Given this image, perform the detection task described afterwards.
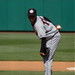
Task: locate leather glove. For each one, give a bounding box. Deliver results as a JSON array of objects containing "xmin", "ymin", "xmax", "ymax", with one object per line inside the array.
[
  {"xmin": 40, "ymin": 48, "xmax": 50, "ymax": 57},
  {"xmin": 40, "ymin": 52, "xmax": 46, "ymax": 57}
]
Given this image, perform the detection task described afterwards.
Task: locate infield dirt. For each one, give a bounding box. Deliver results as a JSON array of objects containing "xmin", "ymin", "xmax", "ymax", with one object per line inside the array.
[{"xmin": 0, "ymin": 61, "xmax": 75, "ymax": 71}]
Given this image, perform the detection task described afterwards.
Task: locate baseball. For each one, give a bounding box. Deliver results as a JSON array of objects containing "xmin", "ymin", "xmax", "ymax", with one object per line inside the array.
[{"xmin": 56, "ymin": 25, "xmax": 62, "ymax": 30}]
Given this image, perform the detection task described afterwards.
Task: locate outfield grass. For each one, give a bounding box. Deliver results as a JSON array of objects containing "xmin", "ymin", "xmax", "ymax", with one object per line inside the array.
[
  {"xmin": 0, "ymin": 71, "xmax": 74, "ymax": 75},
  {"xmin": 0, "ymin": 32, "xmax": 74, "ymax": 61}
]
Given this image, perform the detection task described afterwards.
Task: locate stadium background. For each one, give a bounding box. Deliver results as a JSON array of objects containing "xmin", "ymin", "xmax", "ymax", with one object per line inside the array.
[
  {"xmin": 0, "ymin": 0, "xmax": 74, "ymax": 31},
  {"xmin": 0, "ymin": 0, "xmax": 74, "ymax": 75}
]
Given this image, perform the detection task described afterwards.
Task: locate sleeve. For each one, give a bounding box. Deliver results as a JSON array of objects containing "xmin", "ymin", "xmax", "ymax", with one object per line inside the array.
[
  {"xmin": 43, "ymin": 16, "xmax": 55, "ymax": 25},
  {"xmin": 40, "ymin": 38, "xmax": 46, "ymax": 53}
]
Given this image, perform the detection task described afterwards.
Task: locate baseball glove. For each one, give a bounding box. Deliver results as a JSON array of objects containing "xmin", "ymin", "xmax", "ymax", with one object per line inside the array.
[{"xmin": 40, "ymin": 48, "xmax": 50, "ymax": 57}]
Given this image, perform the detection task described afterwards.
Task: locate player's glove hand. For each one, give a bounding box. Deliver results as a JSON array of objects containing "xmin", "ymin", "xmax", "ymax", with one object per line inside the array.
[
  {"xmin": 40, "ymin": 48, "xmax": 50, "ymax": 57},
  {"xmin": 40, "ymin": 52, "xmax": 46, "ymax": 57}
]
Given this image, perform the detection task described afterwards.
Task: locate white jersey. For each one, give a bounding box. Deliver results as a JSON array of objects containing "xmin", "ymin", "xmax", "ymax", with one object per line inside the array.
[{"xmin": 34, "ymin": 16, "xmax": 59, "ymax": 39}]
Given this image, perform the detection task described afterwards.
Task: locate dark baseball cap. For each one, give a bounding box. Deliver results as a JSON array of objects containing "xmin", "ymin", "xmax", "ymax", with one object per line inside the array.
[{"xmin": 28, "ymin": 8, "xmax": 37, "ymax": 17}]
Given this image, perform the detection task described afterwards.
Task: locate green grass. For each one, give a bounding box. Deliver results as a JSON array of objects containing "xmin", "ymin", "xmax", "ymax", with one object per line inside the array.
[
  {"xmin": 0, "ymin": 32, "xmax": 74, "ymax": 61},
  {"xmin": 0, "ymin": 71, "xmax": 74, "ymax": 75},
  {"xmin": 54, "ymin": 33, "xmax": 75, "ymax": 61}
]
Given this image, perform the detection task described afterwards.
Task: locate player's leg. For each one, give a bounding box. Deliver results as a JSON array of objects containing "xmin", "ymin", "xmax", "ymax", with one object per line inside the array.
[
  {"xmin": 48, "ymin": 35, "xmax": 61, "ymax": 61},
  {"xmin": 43, "ymin": 57, "xmax": 53, "ymax": 75},
  {"xmin": 43, "ymin": 35, "xmax": 60, "ymax": 75}
]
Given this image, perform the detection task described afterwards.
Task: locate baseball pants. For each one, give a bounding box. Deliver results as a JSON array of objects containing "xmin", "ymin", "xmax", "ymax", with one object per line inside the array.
[{"xmin": 43, "ymin": 33, "xmax": 61, "ymax": 75}]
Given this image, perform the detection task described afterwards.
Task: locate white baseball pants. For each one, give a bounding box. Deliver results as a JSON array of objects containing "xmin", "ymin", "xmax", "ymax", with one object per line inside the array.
[{"xmin": 43, "ymin": 32, "xmax": 61, "ymax": 75}]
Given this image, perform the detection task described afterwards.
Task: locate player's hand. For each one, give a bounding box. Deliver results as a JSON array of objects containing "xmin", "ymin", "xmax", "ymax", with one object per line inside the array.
[
  {"xmin": 40, "ymin": 52, "xmax": 46, "ymax": 57},
  {"xmin": 55, "ymin": 25, "xmax": 62, "ymax": 30}
]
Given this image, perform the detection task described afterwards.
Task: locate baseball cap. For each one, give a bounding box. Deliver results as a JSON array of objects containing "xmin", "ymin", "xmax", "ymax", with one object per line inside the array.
[{"xmin": 28, "ymin": 8, "xmax": 37, "ymax": 17}]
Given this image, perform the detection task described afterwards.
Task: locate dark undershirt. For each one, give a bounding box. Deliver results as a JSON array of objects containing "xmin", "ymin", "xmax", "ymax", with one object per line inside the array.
[{"xmin": 40, "ymin": 37, "xmax": 46, "ymax": 53}]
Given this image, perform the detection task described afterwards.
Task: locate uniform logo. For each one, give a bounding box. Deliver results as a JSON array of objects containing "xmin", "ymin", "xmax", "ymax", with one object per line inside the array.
[{"xmin": 29, "ymin": 10, "xmax": 34, "ymax": 14}]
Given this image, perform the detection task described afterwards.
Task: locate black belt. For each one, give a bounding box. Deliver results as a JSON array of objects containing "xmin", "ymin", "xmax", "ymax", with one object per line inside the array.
[
  {"xmin": 52, "ymin": 31, "xmax": 59, "ymax": 38},
  {"xmin": 46, "ymin": 31, "xmax": 59, "ymax": 40}
]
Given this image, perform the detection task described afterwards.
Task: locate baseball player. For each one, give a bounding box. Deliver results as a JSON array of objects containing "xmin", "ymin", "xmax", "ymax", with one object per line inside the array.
[{"xmin": 27, "ymin": 8, "xmax": 61, "ymax": 75}]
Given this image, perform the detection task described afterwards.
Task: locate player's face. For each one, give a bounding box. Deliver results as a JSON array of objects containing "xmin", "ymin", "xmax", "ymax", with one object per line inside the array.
[{"xmin": 28, "ymin": 16, "xmax": 36, "ymax": 24}]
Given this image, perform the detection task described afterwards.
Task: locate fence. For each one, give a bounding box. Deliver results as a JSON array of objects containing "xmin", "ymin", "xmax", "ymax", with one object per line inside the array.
[{"xmin": 0, "ymin": 0, "xmax": 74, "ymax": 31}]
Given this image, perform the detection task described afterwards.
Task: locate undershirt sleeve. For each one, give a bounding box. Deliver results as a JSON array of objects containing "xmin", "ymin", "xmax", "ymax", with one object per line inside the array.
[{"xmin": 40, "ymin": 37, "xmax": 46, "ymax": 53}]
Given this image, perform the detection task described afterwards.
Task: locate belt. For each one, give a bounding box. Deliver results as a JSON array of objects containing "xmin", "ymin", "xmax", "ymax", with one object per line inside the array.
[{"xmin": 46, "ymin": 31, "xmax": 59, "ymax": 40}]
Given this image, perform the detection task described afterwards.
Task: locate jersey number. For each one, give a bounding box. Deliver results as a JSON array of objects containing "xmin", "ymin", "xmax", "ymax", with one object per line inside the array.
[{"xmin": 40, "ymin": 17, "xmax": 49, "ymax": 25}]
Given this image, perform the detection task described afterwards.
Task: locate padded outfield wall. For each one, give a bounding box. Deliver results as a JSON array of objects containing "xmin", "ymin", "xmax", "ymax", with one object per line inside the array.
[{"xmin": 0, "ymin": 0, "xmax": 74, "ymax": 31}]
